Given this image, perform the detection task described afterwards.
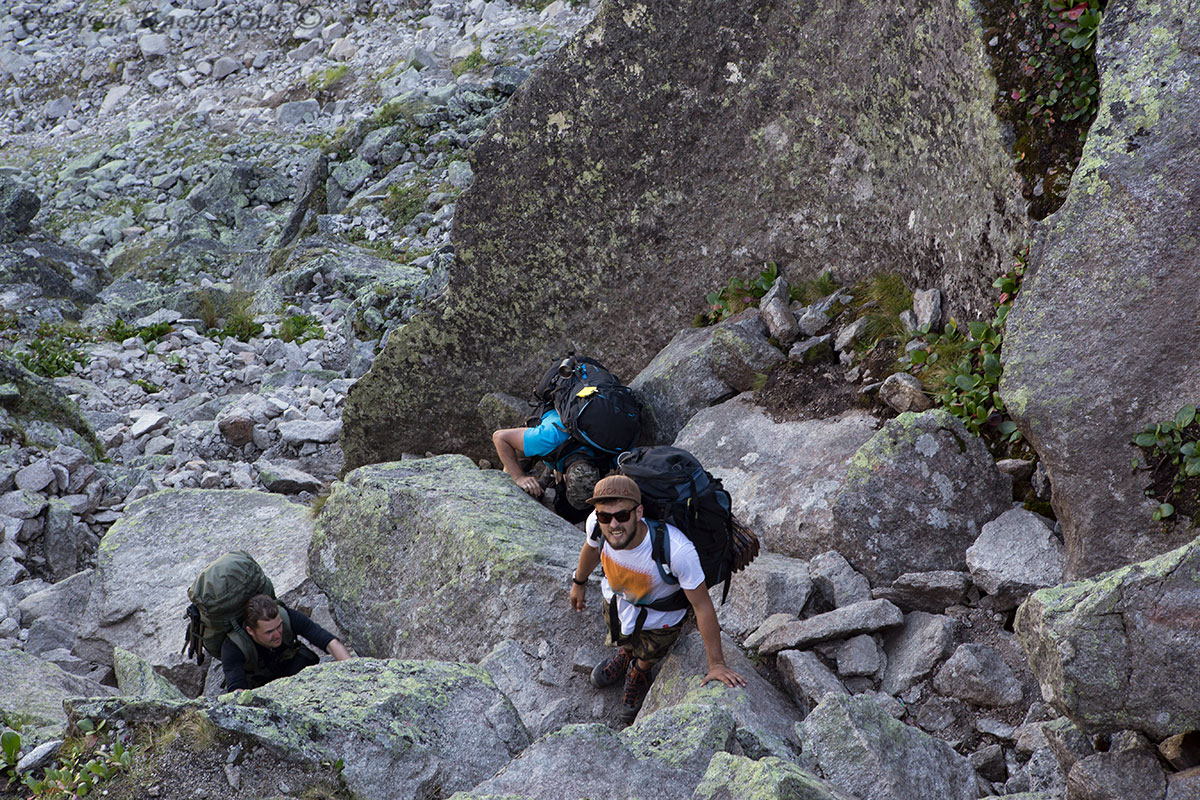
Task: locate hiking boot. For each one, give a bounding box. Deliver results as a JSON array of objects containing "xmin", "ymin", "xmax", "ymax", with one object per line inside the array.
[
  {"xmin": 590, "ymin": 648, "xmax": 632, "ymax": 689},
  {"xmin": 619, "ymin": 661, "xmax": 653, "ymax": 723},
  {"xmin": 564, "ymin": 460, "xmax": 600, "ymax": 510}
]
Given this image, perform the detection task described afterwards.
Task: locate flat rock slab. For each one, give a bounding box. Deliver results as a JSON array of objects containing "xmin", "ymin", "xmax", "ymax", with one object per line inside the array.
[
  {"xmin": 828, "ymin": 409, "xmax": 1011, "ymax": 585},
  {"xmin": 966, "ymin": 508, "xmax": 1064, "ymax": 609},
  {"xmin": 798, "ymin": 693, "xmax": 977, "ymax": 800},
  {"xmin": 78, "ymin": 488, "xmax": 313, "ymax": 690},
  {"xmin": 999, "ymin": 0, "xmax": 1200, "ymax": 579},
  {"xmin": 675, "ymin": 396, "xmax": 878, "ymax": 557},
  {"xmin": 1016, "ymin": 535, "xmax": 1200, "ymax": 739},
  {"xmin": 759, "ymin": 599, "xmax": 903, "ymax": 656},
  {"xmin": 713, "ymin": 552, "xmax": 813, "ymax": 641}
]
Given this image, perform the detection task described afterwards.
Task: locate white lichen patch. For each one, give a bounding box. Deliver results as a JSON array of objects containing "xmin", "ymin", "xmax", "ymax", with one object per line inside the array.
[{"xmin": 915, "ymin": 432, "xmax": 940, "ymax": 457}]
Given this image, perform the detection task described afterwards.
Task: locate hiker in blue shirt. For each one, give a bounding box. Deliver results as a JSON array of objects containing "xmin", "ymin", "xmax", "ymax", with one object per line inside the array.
[{"xmin": 493, "ymin": 409, "xmax": 603, "ymax": 521}]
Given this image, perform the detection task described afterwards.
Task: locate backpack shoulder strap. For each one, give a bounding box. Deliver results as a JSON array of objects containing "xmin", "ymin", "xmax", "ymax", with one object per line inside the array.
[
  {"xmin": 227, "ymin": 628, "xmax": 259, "ymax": 675},
  {"xmin": 648, "ymin": 519, "xmax": 676, "ymax": 585}
]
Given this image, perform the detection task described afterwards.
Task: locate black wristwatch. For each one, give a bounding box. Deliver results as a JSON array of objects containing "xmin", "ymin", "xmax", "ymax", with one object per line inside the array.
[{"xmin": 571, "ymin": 569, "xmax": 588, "ymax": 586}]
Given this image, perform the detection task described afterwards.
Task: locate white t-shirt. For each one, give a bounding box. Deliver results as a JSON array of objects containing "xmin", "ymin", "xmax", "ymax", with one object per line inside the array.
[{"xmin": 585, "ymin": 512, "xmax": 704, "ymax": 635}]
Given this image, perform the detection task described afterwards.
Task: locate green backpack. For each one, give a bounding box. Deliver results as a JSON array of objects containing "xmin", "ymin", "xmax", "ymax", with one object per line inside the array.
[{"xmin": 182, "ymin": 551, "xmax": 275, "ymax": 666}]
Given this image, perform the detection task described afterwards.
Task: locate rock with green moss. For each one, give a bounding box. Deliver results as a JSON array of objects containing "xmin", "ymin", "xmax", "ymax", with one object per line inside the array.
[
  {"xmin": 630, "ymin": 310, "xmax": 783, "ymax": 443},
  {"xmin": 640, "ymin": 631, "xmax": 800, "ymax": 760},
  {"xmin": 0, "ymin": 356, "xmax": 103, "ymax": 458},
  {"xmin": 674, "ymin": 395, "xmax": 877, "ymax": 558},
  {"xmin": 826, "ymin": 409, "xmax": 1011, "ymax": 584},
  {"xmin": 0, "ymin": 236, "xmax": 105, "ymax": 323},
  {"xmin": 797, "ymin": 693, "xmax": 976, "ymax": 800},
  {"xmin": 309, "ymin": 455, "xmax": 607, "ymax": 730},
  {"xmin": 1014, "ymin": 535, "xmax": 1200, "ymax": 739},
  {"xmin": 0, "ymin": 648, "xmax": 116, "ymax": 746},
  {"xmin": 339, "ymin": 0, "xmax": 1026, "ymax": 468},
  {"xmin": 999, "ymin": 0, "xmax": 1200, "ymax": 580},
  {"xmin": 692, "ymin": 753, "xmax": 855, "ymax": 800},
  {"xmin": 456, "ymin": 707, "xmax": 733, "ymax": 800},
  {"xmin": 77, "ymin": 488, "xmax": 314, "ymax": 696},
  {"xmin": 207, "ymin": 658, "xmax": 528, "ymax": 800},
  {"xmin": 112, "ymin": 646, "xmax": 188, "ymax": 702}
]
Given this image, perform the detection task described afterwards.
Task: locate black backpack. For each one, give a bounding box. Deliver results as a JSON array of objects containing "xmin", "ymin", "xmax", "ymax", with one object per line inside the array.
[
  {"xmin": 530, "ymin": 354, "xmax": 641, "ymax": 459},
  {"xmin": 593, "ymin": 446, "xmax": 760, "ymax": 634}
]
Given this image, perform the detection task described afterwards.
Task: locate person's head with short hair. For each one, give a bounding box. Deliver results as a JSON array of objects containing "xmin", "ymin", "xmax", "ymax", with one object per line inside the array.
[
  {"xmin": 243, "ymin": 594, "xmax": 284, "ymax": 648},
  {"xmin": 588, "ymin": 475, "xmax": 644, "ymax": 550}
]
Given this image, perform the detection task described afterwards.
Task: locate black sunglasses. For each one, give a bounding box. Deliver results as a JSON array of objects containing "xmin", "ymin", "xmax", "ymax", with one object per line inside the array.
[{"xmin": 596, "ymin": 508, "xmax": 635, "ymax": 524}]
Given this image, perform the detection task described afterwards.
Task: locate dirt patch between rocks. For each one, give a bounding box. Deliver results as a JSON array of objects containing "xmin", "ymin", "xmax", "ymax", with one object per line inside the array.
[{"xmin": 754, "ymin": 360, "xmax": 896, "ymax": 424}]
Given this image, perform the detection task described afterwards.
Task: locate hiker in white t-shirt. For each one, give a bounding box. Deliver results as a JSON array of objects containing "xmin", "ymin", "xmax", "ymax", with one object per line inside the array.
[{"xmin": 568, "ymin": 475, "xmax": 745, "ymax": 723}]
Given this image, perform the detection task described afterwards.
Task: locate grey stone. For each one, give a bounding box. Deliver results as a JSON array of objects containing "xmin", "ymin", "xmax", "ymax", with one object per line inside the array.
[
  {"xmin": 15, "ymin": 739, "xmax": 63, "ymax": 775},
  {"xmin": 759, "ymin": 600, "xmax": 904, "ymax": 655},
  {"xmin": 969, "ymin": 743, "xmax": 1007, "ymax": 784},
  {"xmin": 878, "ymin": 372, "xmax": 932, "ymax": 413},
  {"xmin": 1015, "ymin": 536, "xmax": 1200, "ymax": 739},
  {"xmin": 1000, "ymin": 0, "xmax": 1200, "ymax": 580},
  {"xmin": 128, "ymin": 411, "xmax": 169, "ymax": 439},
  {"xmin": 912, "ymin": 288, "xmax": 943, "ymax": 331},
  {"xmin": 0, "ymin": 175, "xmax": 39, "ymax": 242},
  {"xmin": 330, "ymin": 158, "xmax": 373, "ymax": 194},
  {"xmin": 834, "ymin": 317, "xmax": 870, "ymax": 352},
  {"xmin": 0, "ymin": 648, "xmax": 115, "ymax": 745},
  {"xmin": 629, "ymin": 310, "xmax": 773, "ymax": 443},
  {"xmin": 797, "ymin": 306, "xmax": 832, "ymax": 337},
  {"xmin": 492, "ymin": 65, "xmax": 530, "ymax": 94},
  {"xmin": 809, "ymin": 550, "xmax": 871, "ymax": 608},
  {"xmin": 112, "ymin": 646, "xmax": 187, "ymax": 702},
  {"xmin": 19, "ymin": 569, "xmax": 93, "ymax": 627},
  {"xmin": 777, "ymin": 650, "xmax": 847, "ymax": 712},
  {"xmin": 761, "ymin": 285, "xmax": 801, "ymax": 345},
  {"xmin": 692, "ymin": 753, "xmax": 849, "ymax": 800},
  {"xmin": 788, "ymin": 335, "xmax": 835, "ymax": 364},
  {"xmin": 932, "ymin": 643, "xmax": 1023, "ymax": 707},
  {"xmin": 211, "ymin": 56, "xmax": 241, "ymax": 79},
  {"xmin": 277, "ymin": 419, "xmax": 342, "ymax": 445},
  {"xmin": 871, "ymin": 570, "xmax": 970, "ymax": 613},
  {"xmin": 42, "ymin": 499, "xmax": 83, "ymax": 581},
  {"xmin": 217, "ymin": 408, "xmax": 255, "ymax": 447},
  {"xmin": 744, "ymin": 612, "xmax": 799, "ymax": 652},
  {"xmin": 966, "ymin": 508, "xmax": 1065, "ymax": 609},
  {"xmin": 447, "ymin": 160, "xmax": 474, "ymax": 189},
  {"xmin": 138, "ymin": 33, "xmax": 170, "ymax": 57},
  {"xmin": 1042, "ymin": 716, "xmax": 1095, "ymax": 775},
  {"xmin": 836, "ymin": 635, "xmax": 881, "ymax": 677},
  {"xmin": 1017, "ymin": 747, "xmax": 1068, "ymax": 796},
  {"xmin": 675, "ymin": 396, "xmax": 876, "ymax": 558},
  {"xmin": 1065, "ymin": 751, "xmax": 1165, "ymax": 800},
  {"xmin": 880, "ymin": 611, "xmax": 956, "ymax": 695},
  {"xmin": 827, "ymin": 409, "xmax": 1012, "ymax": 584},
  {"xmin": 276, "ymin": 99, "xmax": 320, "ymax": 127},
  {"xmin": 714, "ymin": 552, "xmax": 812, "ymax": 641},
  {"xmin": 15, "ymin": 459, "xmax": 54, "ymax": 492},
  {"xmin": 143, "ymin": 435, "xmax": 174, "ymax": 456},
  {"xmin": 254, "ymin": 459, "xmax": 323, "ymax": 494},
  {"xmin": 0, "ymin": 489, "xmax": 47, "ymax": 520},
  {"xmin": 799, "ymin": 694, "xmax": 977, "ymax": 800}
]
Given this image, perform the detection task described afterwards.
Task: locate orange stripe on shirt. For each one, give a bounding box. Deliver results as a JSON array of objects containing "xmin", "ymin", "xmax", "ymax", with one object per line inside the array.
[{"xmin": 601, "ymin": 550, "xmax": 655, "ymax": 605}]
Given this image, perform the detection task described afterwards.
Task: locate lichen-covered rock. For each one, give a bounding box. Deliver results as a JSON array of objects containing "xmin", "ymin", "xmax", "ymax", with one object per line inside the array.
[
  {"xmin": 797, "ymin": 693, "xmax": 977, "ymax": 800},
  {"xmin": 1015, "ymin": 535, "xmax": 1200, "ymax": 739},
  {"xmin": 713, "ymin": 552, "xmax": 813, "ymax": 641},
  {"xmin": 0, "ymin": 237, "xmax": 105, "ymax": 324},
  {"xmin": 999, "ymin": 0, "xmax": 1200, "ymax": 580},
  {"xmin": 309, "ymin": 455, "xmax": 606, "ymax": 727},
  {"xmin": 827, "ymin": 409, "xmax": 1011, "ymax": 584},
  {"xmin": 340, "ymin": 0, "xmax": 1026, "ymax": 468},
  {"xmin": 0, "ymin": 357, "xmax": 102, "ymax": 458},
  {"xmin": 77, "ymin": 489, "xmax": 313, "ymax": 694},
  {"xmin": 0, "ymin": 648, "xmax": 115, "ymax": 746},
  {"xmin": 1065, "ymin": 750, "xmax": 1166, "ymax": 800},
  {"xmin": 112, "ymin": 646, "xmax": 188, "ymax": 702},
  {"xmin": 208, "ymin": 658, "xmax": 528, "ymax": 800},
  {"xmin": 674, "ymin": 396, "xmax": 877, "ymax": 557},
  {"xmin": 630, "ymin": 310, "xmax": 783, "ymax": 443},
  {"xmin": 692, "ymin": 752, "xmax": 855, "ymax": 800},
  {"xmin": 0, "ymin": 175, "xmax": 39, "ymax": 242},
  {"xmin": 641, "ymin": 631, "xmax": 800, "ymax": 759}
]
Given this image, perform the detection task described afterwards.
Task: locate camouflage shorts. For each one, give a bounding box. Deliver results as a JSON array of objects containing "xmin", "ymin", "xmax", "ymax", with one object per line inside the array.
[{"xmin": 602, "ymin": 599, "xmax": 685, "ymax": 665}]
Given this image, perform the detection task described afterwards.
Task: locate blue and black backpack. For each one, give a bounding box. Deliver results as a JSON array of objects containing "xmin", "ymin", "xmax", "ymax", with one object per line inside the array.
[{"xmin": 530, "ymin": 354, "xmax": 642, "ymax": 463}]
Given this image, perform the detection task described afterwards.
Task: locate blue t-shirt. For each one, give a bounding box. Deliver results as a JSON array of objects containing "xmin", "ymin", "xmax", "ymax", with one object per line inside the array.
[{"xmin": 523, "ymin": 410, "xmax": 571, "ymax": 459}]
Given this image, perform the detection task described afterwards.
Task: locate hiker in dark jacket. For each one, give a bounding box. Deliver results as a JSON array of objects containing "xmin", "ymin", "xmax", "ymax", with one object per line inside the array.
[{"xmin": 221, "ymin": 594, "xmax": 351, "ymax": 691}]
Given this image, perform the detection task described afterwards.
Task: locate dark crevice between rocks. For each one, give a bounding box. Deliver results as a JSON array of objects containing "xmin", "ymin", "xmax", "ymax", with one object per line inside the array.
[{"xmin": 977, "ymin": 0, "xmax": 1104, "ymax": 219}]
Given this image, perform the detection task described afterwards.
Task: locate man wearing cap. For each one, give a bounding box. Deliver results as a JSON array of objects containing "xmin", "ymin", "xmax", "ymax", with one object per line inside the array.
[{"xmin": 568, "ymin": 475, "xmax": 746, "ymax": 723}]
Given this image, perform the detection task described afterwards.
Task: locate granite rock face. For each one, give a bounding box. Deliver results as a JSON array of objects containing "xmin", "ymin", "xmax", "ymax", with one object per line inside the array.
[
  {"xmin": 1015, "ymin": 535, "xmax": 1200, "ymax": 739},
  {"xmin": 1000, "ymin": 0, "xmax": 1200, "ymax": 579},
  {"xmin": 341, "ymin": 0, "xmax": 1027, "ymax": 467}
]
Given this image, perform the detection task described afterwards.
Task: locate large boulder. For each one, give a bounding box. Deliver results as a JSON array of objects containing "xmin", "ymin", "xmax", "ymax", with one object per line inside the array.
[
  {"xmin": 1015, "ymin": 535, "xmax": 1200, "ymax": 739},
  {"xmin": 0, "ymin": 648, "xmax": 115, "ymax": 746},
  {"xmin": 207, "ymin": 659, "xmax": 528, "ymax": 800},
  {"xmin": 674, "ymin": 395, "xmax": 878, "ymax": 557},
  {"xmin": 0, "ymin": 175, "xmax": 39, "ymax": 242},
  {"xmin": 1000, "ymin": 0, "xmax": 1200, "ymax": 579},
  {"xmin": 693, "ymin": 753, "xmax": 854, "ymax": 800},
  {"xmin": 309, "ymin": 456, "xmax": 607, "ymax": 726},
  {"xmin": 0, "ymin": 238, "xmax": 105, "ymax": 324},
  {"xmin": 0, "ymin": 357, "xmax": 103, "ymax": 458},
  {"xmin": 76, "ymin": 489, "xmax": 314, "ymax": 693},
  {"xmin": 641, "ymin": 630, "xmax": 802, "ymax": 759},
  {"xmin": 797, "ymin": 693, "xmax": 978, "ymax": 800},
  {"xmin": 457, "ymin": 705, "xmax": 736, "ymax": 800},
  {"xmin": 826, "ymin": 409, "xmax": 1011, "ymax": 585},
  {"xmin": 340, "ymin": 0, "xmax": 1026, "ymax": 468}
]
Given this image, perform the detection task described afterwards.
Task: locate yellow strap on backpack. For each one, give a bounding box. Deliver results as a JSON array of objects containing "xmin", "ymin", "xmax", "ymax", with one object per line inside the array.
[{"xmin": 576, "ymin": 386, "xmax": 598, "ymax": 398}]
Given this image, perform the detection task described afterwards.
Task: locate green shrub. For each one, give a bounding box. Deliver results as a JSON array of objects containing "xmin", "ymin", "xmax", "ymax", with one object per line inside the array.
[
  {"xmin": 381, "ymin": 182, "xmax": 425, "ymax": 227},
  {"xmin": 219, "ymin": 309, "xmax": 264, "ymax": 343},
  {"xmin": 279, "ymin": 314, "xmax": 326, "ymax": 344},
  {"xmin": 8, "ymin": 324, "xmax": 91, "ymax": 378},
  {"xmin": 1133, "ymin": 404, "xmax": 1200, "ymax": 522},
  {"xmin": 104, "ymin": 317, "xmax": 137, "ymax": 341},
  {"xmin": 694, "ymin": 263, "xmax": 782, "ymax": 327},
  {"xmin": 851, "ymin": 273, "xmax": 913, "ymax": 350},
  {"xmin": 451, "ymin": 47, "xmax": 485, "ymax": 77}
]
